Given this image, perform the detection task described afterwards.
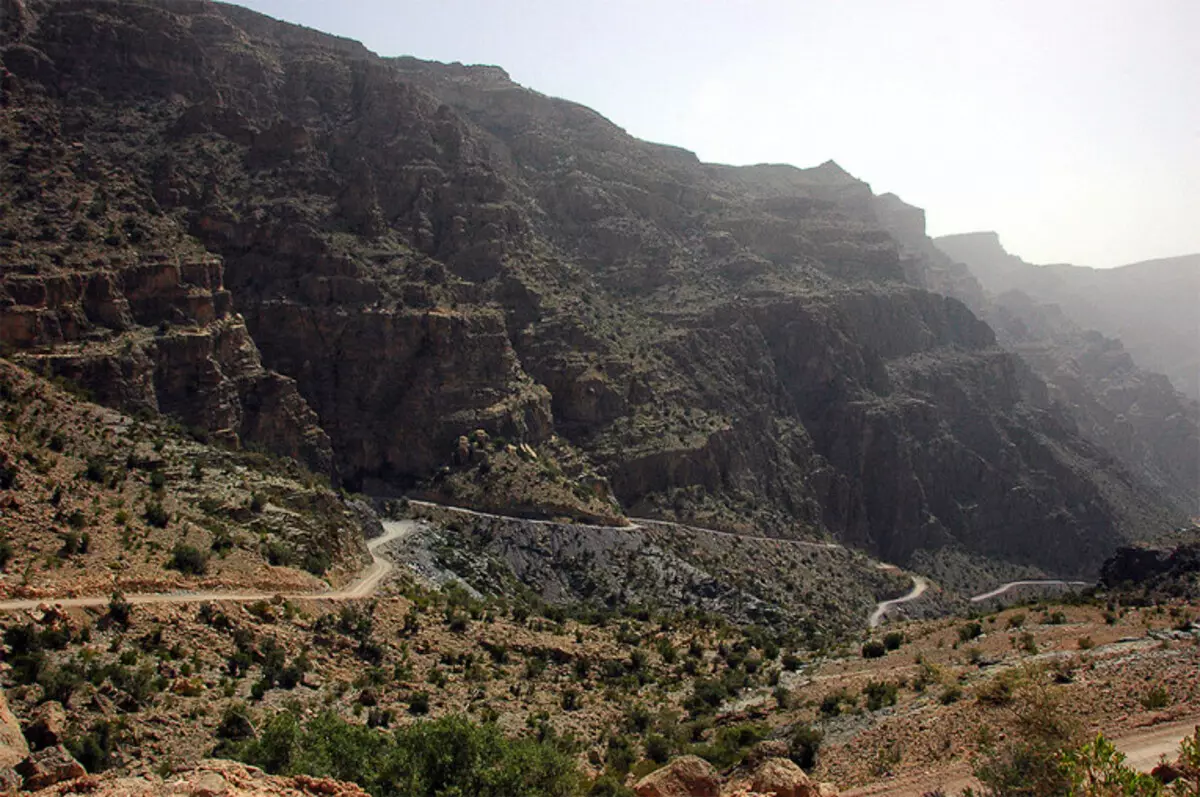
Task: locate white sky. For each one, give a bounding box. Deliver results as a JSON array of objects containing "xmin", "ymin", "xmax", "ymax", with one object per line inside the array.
[{"xmin": 236, "ymin": 0, "xmax": 1199, "ymax": 267}]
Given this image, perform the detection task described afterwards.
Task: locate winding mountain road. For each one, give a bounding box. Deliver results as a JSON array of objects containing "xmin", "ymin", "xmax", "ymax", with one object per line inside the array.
[
  {"xmin": 0, "ymin": 520, "xmax": 418, "ymax": 613},
  {"xmin": 0, "ymin": 497, "xmax": 1095, "ymax": 631},
  {"xmin": 869, "ymin": 575, "xmax": 930, "ymax": 628},
  {"xmin": 968, "ymin": 579, "xmax": 1091, "ymax": 603}
]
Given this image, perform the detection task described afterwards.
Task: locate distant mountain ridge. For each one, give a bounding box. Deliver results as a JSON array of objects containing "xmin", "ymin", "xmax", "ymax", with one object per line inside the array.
[{"xmin": 934, "ymin": 233, "xmax": 1200, "ymax": 401}]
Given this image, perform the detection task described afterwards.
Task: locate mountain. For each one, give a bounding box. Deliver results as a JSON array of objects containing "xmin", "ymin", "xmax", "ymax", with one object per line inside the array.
[
  {"xmin": 934, "ymin": 233, "xmax": 1200, "ymax": 402},
  {"xmin": 0, "ymin": 0, "xmax": 1186, "ymax": 585},
  {"xmin": 873, "ymin": 203, "xmax": 1199, "ymax": 518}
]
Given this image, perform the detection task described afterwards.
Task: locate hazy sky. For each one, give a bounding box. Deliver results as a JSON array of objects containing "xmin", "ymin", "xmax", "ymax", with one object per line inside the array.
[{"xmin": 237, "ymin": 0, "xmax": 1198, "ymax": 267}]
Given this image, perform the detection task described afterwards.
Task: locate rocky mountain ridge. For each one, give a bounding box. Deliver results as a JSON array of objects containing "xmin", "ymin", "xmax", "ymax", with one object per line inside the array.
[
  {"xmin": 0, "ymin": 0, "xmax": 1186, "ymax": 585},
  {"xmin": 934, "ymin": 232, "xmax": 1200, "ymax": 402},
  {"xmin": 895, "ymin": 227, "xmax": 1200, "ymax": 517}
]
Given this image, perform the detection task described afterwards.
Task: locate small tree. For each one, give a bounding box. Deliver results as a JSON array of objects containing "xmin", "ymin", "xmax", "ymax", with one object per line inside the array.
[{"xmin": 168, "ymin": 544, "xmax": 208, "ymax": 575}]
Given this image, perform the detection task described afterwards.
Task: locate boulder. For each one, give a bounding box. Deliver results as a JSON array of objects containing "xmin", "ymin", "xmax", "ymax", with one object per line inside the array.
[
  {"xmin": 634, "ymin": 755, "xmax": 720, "ymax": 797},
  {"xmin": 0, "ymin": 692, "xmax": 28, "ymax": 770},
  {"xmin": 15, "ymin": 744, "xmax": 86, "ymax": 791},
  {"xmin": 24, "ymin": 701, "xmax": 67, "ymax": 750},
  {"xmin": 746, "ymin": 740, "xmax": 790, "ymax": 766},
  {"xmin": 0, "ymin": 766, "xmax": 20, "ymax": 795},
  {"xmin": 750, "ymin": 757, "xmax": 819, "ymax": 797}
]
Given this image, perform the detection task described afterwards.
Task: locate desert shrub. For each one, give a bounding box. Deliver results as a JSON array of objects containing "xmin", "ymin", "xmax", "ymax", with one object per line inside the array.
[
  {"xmin": 939, "ymin": 685, "xmax": 963, "ymax": 705},
  {"xmin": 788, "ymin": 724, "xmax": 823, "ymax": 770},
  {"xmin": 303, "ymin": 552, "xmax": 330, "ymax": 576},
  {"xmin": 84, "ymin": 457, "xmax": 108, "ymax": 484},
  {"xmin": 561, "ymin": 688, "xmax": 582, "ymax": 712},
  {"xmin": 223, "ymin": 711, "xmax": 580, "ymax": 797},
  {"xmin": 864, "ymin": 680, "xmax": 899, "ymax": 711},
  {"xmin": 972, "ymin": 684, "xmax": 1079, "ymax": 797},
  {"xmin": 168, "ymin": 544, "xmax": 208, "ymax": 575},
  {"xmin": 1140, "ymin": 684, "xmax": 1170, "ymax": 710},
  {"xmin": 959, "ymin": 621, "xmax": 983, "ymax": 642},
  {"xmin": 249, "ymin": 492, "xmax": 266, "ymax": 513},
  {"xmin": 144, "ymin": 500, "xmax": 169, "ymax": 528},
  {"xmin": 644, "ymin": 733, "xmax": 671, "ymax": 764},
  {"xmin": 67, "ymin": 719, "xmax": 126, "ymax": 773},
  {"xmin": 861, "ymin": 640, "xmax": 886, "ymax": 659},
  {"xmin": 107, "ymin": 591, "xmax": 132, "ymax": 628},
  {"xmin": 588, "ymin": 774, "xmax": 636, "ymax": 797},
  {"xmin": 264, "ymin": 541, "xmax": 292, "ymax": 567},
  {"xmin": 0, "ymin": 538, "xmax": 11, "ymax": 570},
  {"xmin": 821, "ymin": 690, "xmax": 854, "ymax": 717},
  {"xmin": 684, "ymin": 679, "xmax": 728, "ymax": 715},
  {"xmin": 883, "ymin": 631, "xmax": 904, "ymax": 651},
  {"xmin": 1007, "ymin": 613, "xmax": 1026, "ymax": 629},
  {"xmin": 781, "ymin": 652, "xmax": 801, "ymax": 671},
  {"xmin": 1060, "ymin": 733, "xmax": 1164, "ymax": 796},
  {"xmin": 408, "ymin": 692, "xmax": 430, "ymax": 715},
  {"xmin": 692, "ymin": 723, "xmax": 767, "ymax": 770}
]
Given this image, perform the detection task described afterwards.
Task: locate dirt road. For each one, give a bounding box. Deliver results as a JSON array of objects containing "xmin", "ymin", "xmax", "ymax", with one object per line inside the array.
[
  {"xmin": 0, "ymin": 519, "xmax": 418, "ymax": 612},
  {"xmin": 968, "ymin": 579, "xmax": 1091, "ymax": 603},
  {"xmin": 869, "ymin": 576, "xmax": 930, "ymax": 628},
  {"xmin": 844, "ymin": 717, "xmax": 1200, "ymax": 795}
]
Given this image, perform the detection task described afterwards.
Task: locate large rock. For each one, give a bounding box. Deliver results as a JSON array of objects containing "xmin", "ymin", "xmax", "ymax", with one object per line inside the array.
[
  {"xmin": 24, "ymin": 701, "xmax": 67, "ymax": 750},
  {"xmin": 0, "ymin": 692, "xmax": 28, "ymax": 770},
  {"xmin": 634, "ymin": 756, "xmax": 720, "ymax": 797},
  {"xmin": 15, "ymin": 745, "xmax": 85, "ymax": 791},
  {"xmin": 21, "ymin": 758, "xmax": 370, "ymax": 796},
  {"xmin": 751, "ymin": 757, "xmax": 818, "ymax": 797}
]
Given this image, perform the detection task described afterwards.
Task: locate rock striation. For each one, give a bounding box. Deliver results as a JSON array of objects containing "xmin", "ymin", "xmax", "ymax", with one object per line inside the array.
[{"xmin": 0, "ymin": 0, "xmax": 1188, "ymax": 582}]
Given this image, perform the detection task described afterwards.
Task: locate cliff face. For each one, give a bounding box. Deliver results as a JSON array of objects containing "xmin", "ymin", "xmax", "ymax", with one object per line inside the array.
[
  {"xmin": 900, "ymin": 228, "xmax": 1200, "ymax": 516},
  {"xmin": 0, "ymin": 0, "xmax": 1184, "ymax": 580}
]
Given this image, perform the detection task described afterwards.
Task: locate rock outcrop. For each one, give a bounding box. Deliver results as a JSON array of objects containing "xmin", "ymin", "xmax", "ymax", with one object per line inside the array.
[
  {"xmin": 0, "ymin": 691, "xmax": 28, "ymax": 771},
  {"xmin": 20, "ymin": 758, "xmax": 370, "ymax": 796},
  {"xmin": 0, "ymin": 0, "xmax": 1188, "ymax": 584},
  {"xmin": 634, "ymin": 756, "xmax": 721, "ymax": 797},
  {"xmin": 634, "ymin": 756, "xmax": 841, "ymax": 797},
  {"xmin": 15, "ymin": 745, "xmax": 85, "ymax": 791}
]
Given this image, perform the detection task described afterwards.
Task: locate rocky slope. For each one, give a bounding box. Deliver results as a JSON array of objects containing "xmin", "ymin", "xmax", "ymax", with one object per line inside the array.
[
  {"xmin": 0, "ymin": 358, "xmax": 372, "ymax": 600},
  {"xmin": 934, "ymin": 233, "xmax": 1200, "ymax": 402},
  {"xmin": 885, "ymin": 225, "xmax": 1200, "ymax": 517},
  {"xmin": 0, "ymin": 0, "xmax": 1185, "ymax": 584}
]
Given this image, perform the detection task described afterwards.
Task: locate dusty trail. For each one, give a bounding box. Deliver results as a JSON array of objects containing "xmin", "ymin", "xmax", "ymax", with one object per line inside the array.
[
  {"xmin": 0, "ymin": 520, "xmax": 418, "ymax": 612},
  {"xmin": 969, "ymin": 579, "xmax": 1091, "ymax": 603}
]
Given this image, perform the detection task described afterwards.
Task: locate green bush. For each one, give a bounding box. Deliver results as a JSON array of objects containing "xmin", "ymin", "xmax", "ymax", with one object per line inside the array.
[
  {"xmin": 168, "ymin": 544, "xmax": 208, "ymax": 575},
  {"xmin": 788, "ymin": 724, "xmax": 823, "ymax": 770},
  {"xmin": 1140, "ymin": 684, "xmax": 1170, "ymax": 710},
  {"xmin": 223, "ymin": 711, "xmax": 580, "ymax": 797},
  {"xmin": 1060, "ymin": 734, "xmax": 1164, "ymax": 796},
  {"xmin": 861, "ymin": 640, "xmax": 886, "ymax": 659},
  {"xmin": 864, "ymin": 680, "xmax": 899, "ymax": 711},
  {"xmin": 883, "ymin": 631, "xmax": 904, "ymax": 651},
  {"xmin": 958, "ymin": 621, "xmax": 983, "ymax": 642},
  {"xmin": 144, "ymin": 501, "xmax": 169, "ymax": 528},
  {"xmin": 939, "ymin": 685, "xmax": 962, "ymax": 705}
]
